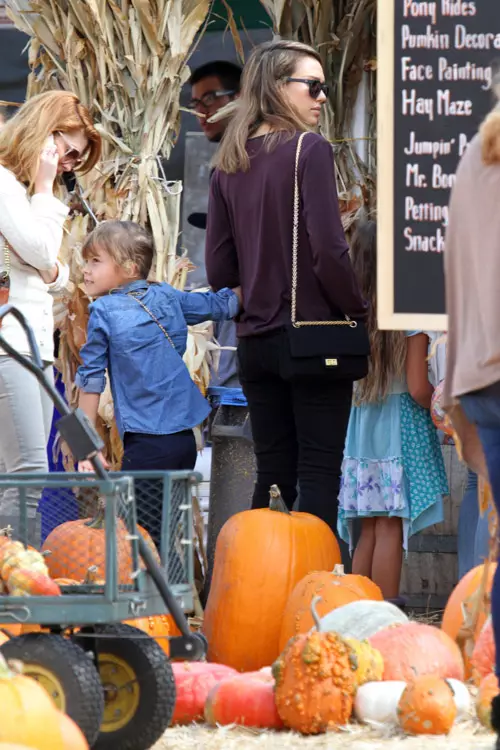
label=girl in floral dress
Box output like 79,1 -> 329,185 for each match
337,221 -> 448,600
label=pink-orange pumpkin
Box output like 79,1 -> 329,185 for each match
171,662 -> 238,725
442,563 -> 496,678
205,671 -> 283,729
472,618 -> 495,685
369,622 -> 464,682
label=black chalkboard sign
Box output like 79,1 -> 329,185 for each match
378,1 -> 499,330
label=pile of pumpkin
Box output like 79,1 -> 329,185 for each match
0,505 -> 161,595
169,490 -> 500,737
0,647 -> 88,749
0,536 -> 62,597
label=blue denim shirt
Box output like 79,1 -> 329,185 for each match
75,280 -> 239,438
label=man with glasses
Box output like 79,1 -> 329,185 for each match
188,60 -> 241,145
186,61 -> 250,599
187,60 -> 242,390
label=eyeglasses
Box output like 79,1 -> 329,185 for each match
187,90 -> 236,111
286,78 -> 329,100
56,131 -> 85,168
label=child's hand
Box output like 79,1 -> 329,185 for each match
232,286 -> 243,309
78,452 -> 110,473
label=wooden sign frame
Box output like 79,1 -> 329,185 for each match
377,1 -> 447,332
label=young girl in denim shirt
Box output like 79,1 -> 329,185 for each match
76,220 -> 240,546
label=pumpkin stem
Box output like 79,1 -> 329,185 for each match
85,507 -> 105,530
84,565 -> 100,584
311,595 -> 323,631
269,485 -> 291,515
333,564 -> 345,576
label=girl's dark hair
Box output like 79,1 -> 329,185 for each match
351,220 -> 407,404
82,220 -> 154,279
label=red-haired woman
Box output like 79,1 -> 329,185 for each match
0,91 -> 101,523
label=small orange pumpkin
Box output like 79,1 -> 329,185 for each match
272,616 -> 357,734
0,625 -> 22,637
279,564 -> 383,652
123,615 -> 171,656
398,676 -> 457,735
476,672 -> 500,729
442,563 -> 496,678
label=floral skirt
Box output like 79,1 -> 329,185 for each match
338,393 -> 448,551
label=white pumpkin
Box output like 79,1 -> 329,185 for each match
355,679 -> 472,726
355,681 -> 407,724
317,599 -> 409,641
447,679 -> 472,720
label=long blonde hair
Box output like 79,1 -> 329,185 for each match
0,91 -> 101,191
214,40 -> 323,174
351,220 -> 407,405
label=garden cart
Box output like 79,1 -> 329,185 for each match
0,303 -> 207,750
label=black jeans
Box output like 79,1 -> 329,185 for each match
122,431 -> 197,553
238,329 -> 352,558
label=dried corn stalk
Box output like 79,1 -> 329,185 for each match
7,0 -> 211,467
260,0 -> 377,230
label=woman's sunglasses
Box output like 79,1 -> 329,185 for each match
286,77 -> 329,100
56,131 -> 84,168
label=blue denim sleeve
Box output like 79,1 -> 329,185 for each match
175,287 -> 239,324
75,305 -> 109,394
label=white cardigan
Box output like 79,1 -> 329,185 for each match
0,165 -> 70,363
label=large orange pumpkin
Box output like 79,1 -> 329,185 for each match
0,654 -> 64,748
279,564 -> 382,651
272,628 -> 357,734
441,562 -> 496,678
42,511 -> 159,585
369,622 -> 465,682
472,617 -> 495,685
203,485 -> 341,671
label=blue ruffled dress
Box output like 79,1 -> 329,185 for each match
337,333 -> 449,552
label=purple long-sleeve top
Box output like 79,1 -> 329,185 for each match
205,131 -> 367,337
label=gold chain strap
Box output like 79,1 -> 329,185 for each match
291,132 -> 357,329
127,292 -> 176,350
0,235 -> 10,282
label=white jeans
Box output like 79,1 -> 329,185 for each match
0,356 -> 54,521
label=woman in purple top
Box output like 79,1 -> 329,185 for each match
205,40 -> 367,546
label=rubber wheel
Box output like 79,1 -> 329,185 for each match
0,633 -> 104,746
79,623 -> 176,750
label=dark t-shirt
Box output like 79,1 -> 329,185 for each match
205,131 -> 367,337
